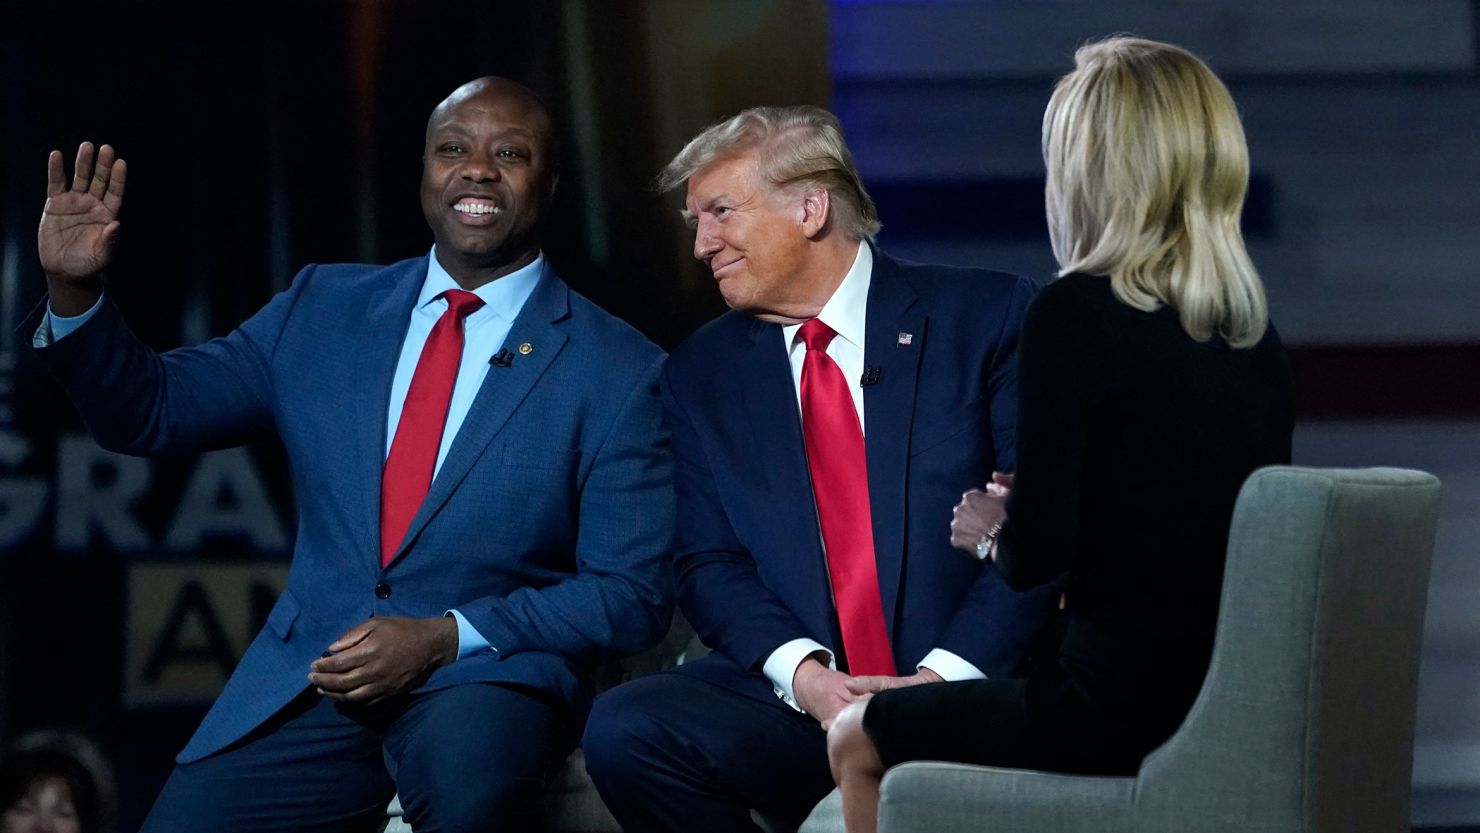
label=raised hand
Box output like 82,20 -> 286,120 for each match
39,143 -> 126,313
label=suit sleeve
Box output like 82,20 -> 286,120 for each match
458,354 -> 676,664
23,267 -> 314,455
933,275 -> 1063,673
984,275 -> 1037,472
663,360 -> 815,673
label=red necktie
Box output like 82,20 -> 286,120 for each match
380,289 -> 485,566
798,319 -> 896,676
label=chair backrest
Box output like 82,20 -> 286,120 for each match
1135,466 -> 1441,833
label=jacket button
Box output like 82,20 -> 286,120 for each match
374,582 -> 391,599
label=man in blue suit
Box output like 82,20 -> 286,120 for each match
28,77 -> 673,832
582,106 -> 1061,832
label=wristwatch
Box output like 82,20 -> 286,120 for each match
974,522 -> 1002,561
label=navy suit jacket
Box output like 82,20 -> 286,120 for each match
26,255 -> 675,762
662,247 -> 1060,704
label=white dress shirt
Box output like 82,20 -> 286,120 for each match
759,243 -> 986,713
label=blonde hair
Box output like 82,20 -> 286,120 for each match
658,105 -> 882,241
1044,37 -> 1268,347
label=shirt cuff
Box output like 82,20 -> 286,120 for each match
446,609 -> 494,660
917,648 -> 986,682
762,638 -> 834,712
43,295 -> 105,344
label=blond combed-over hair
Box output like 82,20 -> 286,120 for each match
658,105 -> 882,241
1044,37 -> 1268,347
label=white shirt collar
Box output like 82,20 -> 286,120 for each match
783,242 -> 872,349
420,246 -> 545,320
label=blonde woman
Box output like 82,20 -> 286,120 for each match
827,37 -> 1296,833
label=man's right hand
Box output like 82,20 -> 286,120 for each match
39,142 -> 127,315
793,656 -> 860,729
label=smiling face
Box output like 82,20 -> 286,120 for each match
684,152 -> 831,322
420,78 -> 557,286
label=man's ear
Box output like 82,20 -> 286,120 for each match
798,188 -> 831,239
545,168 -> 561,202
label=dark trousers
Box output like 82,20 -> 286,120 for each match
582,670 -> 837,833
139,683 -> 575,833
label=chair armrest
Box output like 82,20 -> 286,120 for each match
877,762 -> 1135,833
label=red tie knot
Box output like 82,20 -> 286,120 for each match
441,289 -> 485,319
799,318 -> 837,353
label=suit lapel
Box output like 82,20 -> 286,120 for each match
862,248 -> 925,634
732,319 -> 833,623
384,266 -> 571,567
353,258 -> 426,567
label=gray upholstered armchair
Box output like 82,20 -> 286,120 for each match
799,465 -> 1442,833
390,466 -> 1440,832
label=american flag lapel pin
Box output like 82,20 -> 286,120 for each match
897,332 -> 913,345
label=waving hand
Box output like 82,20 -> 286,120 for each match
39,142 -> 126,313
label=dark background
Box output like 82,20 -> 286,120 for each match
0,2 -> 822,827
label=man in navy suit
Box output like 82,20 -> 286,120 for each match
582,106 -> 1061,832
28,77 -> 673,832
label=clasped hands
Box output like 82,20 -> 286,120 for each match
950,471 -> 1013,561
795,472 -> 1016,727
793,656 -> 943,730
308,616 -> 459,705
